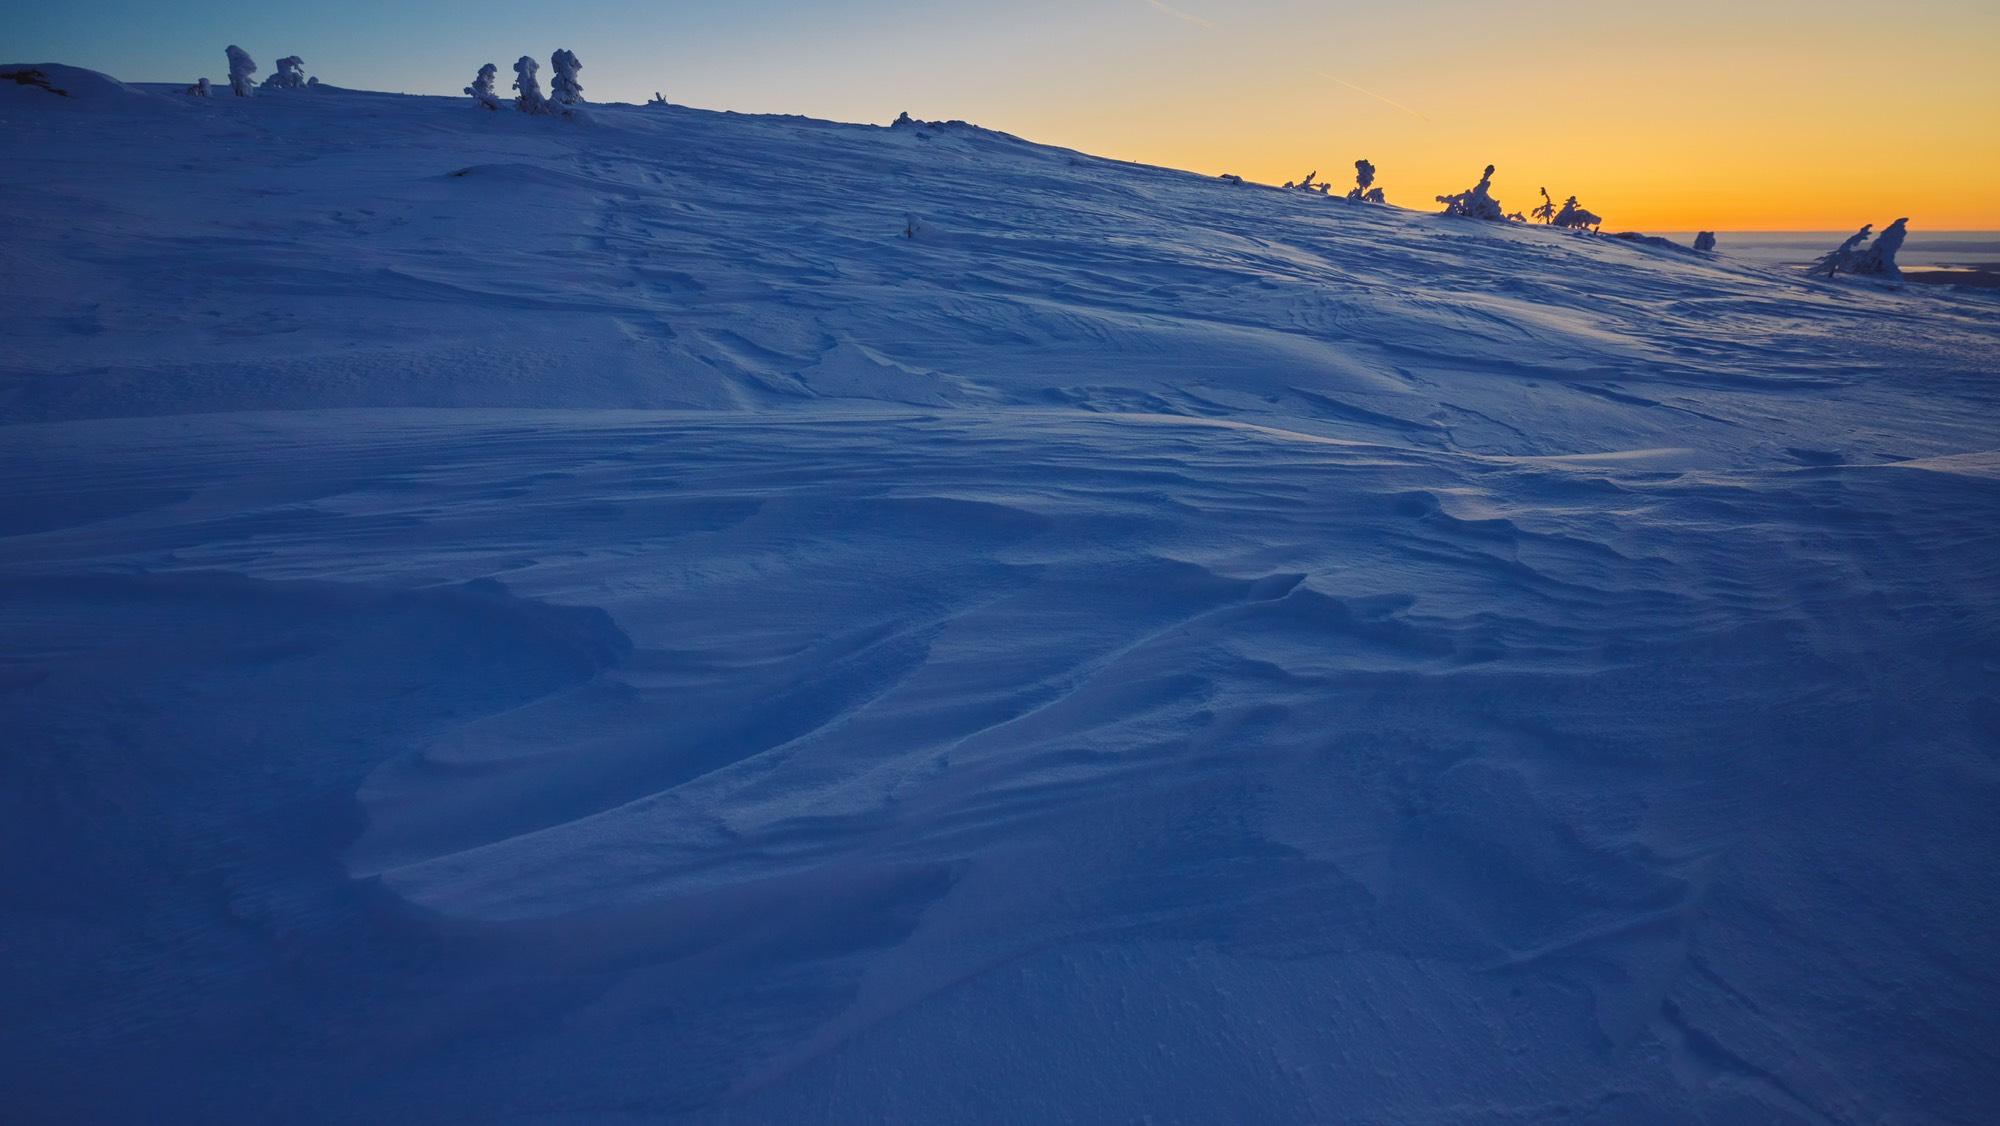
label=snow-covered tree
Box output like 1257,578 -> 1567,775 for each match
1551,195 -> 1602,231
466,63 -> 501,110
225,46 -> 257,97
1694,231 -> 1717,252
1346,159 -> 1385,204
187,77 -> 212,98
1436,164 -> 1505,220
1852,218 -> 1909,276
1285,169 -> 1327,193
1531,187 -> 1557,224
1810,225 -> 1873,275
550,49 -> 583,106
649,91 -> 668,106
261,56 -> 307,91
513,56 -> 549,115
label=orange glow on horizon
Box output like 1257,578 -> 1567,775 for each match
653,0 -> 2000,233
995,44 -> 2000,233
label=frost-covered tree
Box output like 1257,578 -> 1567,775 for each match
513,56 -> 549,114
187,77 -> 212,98
1436,164 -> 1505,220
261,56 -> 307,91
225,45 -> 257,97
466,63 -> 501,110
1285,169 -> 1327,193
1551,195 -> 1602,231
550,49 -> 583,106
1810,224 -> 1873,275
1531,187 -> 1557,224
1852,218 -> 1909,276
1346,159 -> 1385,203
1694,231 -> 1717,252
649,91 -> 668,106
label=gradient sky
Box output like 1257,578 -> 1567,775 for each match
12,0 -> 1998,229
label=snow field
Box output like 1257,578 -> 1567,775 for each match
2,70 -> 1998,1122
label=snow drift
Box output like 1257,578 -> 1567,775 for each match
2,66 -> 1998,1125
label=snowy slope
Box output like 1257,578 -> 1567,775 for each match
3,72 -> 1999,1123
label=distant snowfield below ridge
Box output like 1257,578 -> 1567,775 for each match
3,70 -> 2000,1125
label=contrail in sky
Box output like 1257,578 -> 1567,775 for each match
1145,0 -> 1212,29
1315,70 -> 1430,122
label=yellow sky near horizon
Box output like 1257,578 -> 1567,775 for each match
980,3 -> 2000,231
655,0 -> 2000,231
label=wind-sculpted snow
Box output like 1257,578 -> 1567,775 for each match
3,71 -> 1999,1123
4,77 -> 1994,456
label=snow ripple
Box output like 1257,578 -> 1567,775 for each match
7,407 -> 1996,1119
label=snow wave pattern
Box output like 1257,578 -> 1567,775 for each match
4,409 -> 1997,1121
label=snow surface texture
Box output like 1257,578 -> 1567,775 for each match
3,70 -> 2000,1124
